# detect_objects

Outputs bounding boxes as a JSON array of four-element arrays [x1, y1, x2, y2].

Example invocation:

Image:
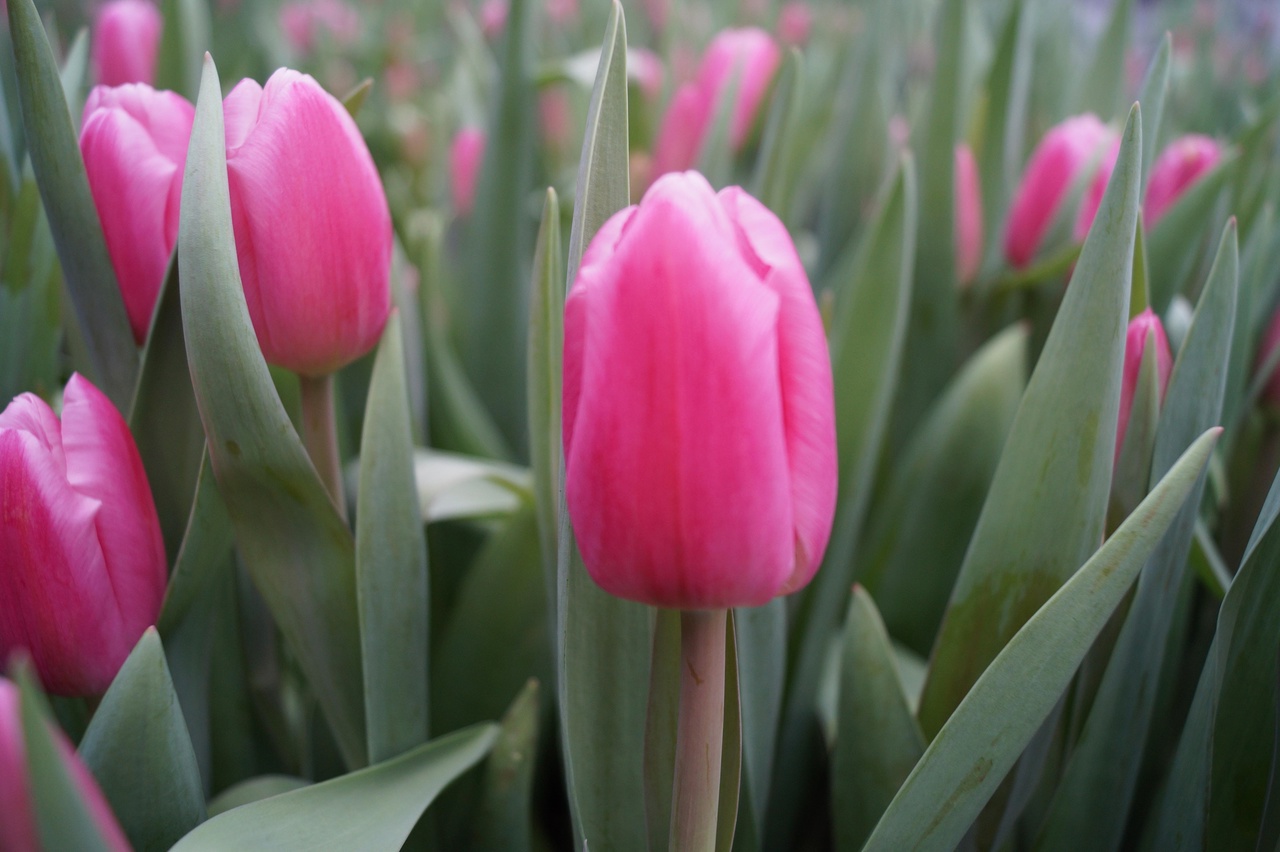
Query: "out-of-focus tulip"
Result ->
[[80, 84, 194, 344], [280, 0, 361, 54], [778, 1, 812, 47], [546, 0, 578, 27], [562, 172, 837, 609], [223, 69, 391, 377], [480, 0, 508, 39], [652, 28, 782, 177], [629, 48, 665, 102], [0, 375, 166, 697], [644, 0, 668, 33], [1004, 113, 1118, 268], [91, 0, 162, 87], [1117, 309, 1173, 460], [451, 126, 486, 218], [954, 143, 983, 285], [539, 88, 573, 156], [1257, 307, 1280, 406], [1144, 134, 1222, 228], [0, 679, 131, 851]]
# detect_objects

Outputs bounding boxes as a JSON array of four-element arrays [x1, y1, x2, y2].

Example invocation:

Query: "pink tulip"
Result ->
[[563, 172, 837, 609], [450, 126, 486, 218], [0, 679, 131, 851], [546, 0, 578, 27], [224, 69, 392, 377], [1257, 308, 1280, 406], [1004, 114, 1118, 268], [777, 1, 812, 47], [1144, 134, 1222, 228], [954, 143, 983, 285], [91, 0, 162, 87], [480, 0, 508, 39], [539, 88, 573, 156], [280, 0, 361, 53], [629, 48, 665, 102], [652, 28, 782, 177], [80, 84, 194, 344], [0, 375, 166, 697], [1117, 309, 1173, 461]]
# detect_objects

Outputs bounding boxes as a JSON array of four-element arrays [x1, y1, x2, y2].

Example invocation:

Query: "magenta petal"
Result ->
[[652, 84, 706, 178], [223, 78, 265, 152], [0, 394, 66, 476], [91, 0, 161, 87]]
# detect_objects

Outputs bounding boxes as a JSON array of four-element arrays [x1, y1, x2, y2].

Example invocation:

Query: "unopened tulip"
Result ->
[[480, 0, 507, 39], [0, 375, 166, 697], [563, 172, 837, 609], [778, 1, 812, 47], [1144, 134, 1222, 228], [1004, 114, 1118, 268], [451, 127, 486, 218], [1117, 309, 1173, 460], [1257, 307, 1280, 406], [954, 143, 983, 285], [80, 84, 194, 344], [224, 69, 391, 376], [91, 0, 162, 87], [652, 28, 782, 177], [0, 679, 131, 851]]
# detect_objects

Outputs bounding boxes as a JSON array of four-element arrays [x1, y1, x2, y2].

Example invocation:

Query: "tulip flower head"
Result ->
[[224, 69, 392, 377], [451, 127, 486, 218], [1257, 307, 1280, 408], [0, 679, 131, 851], [80, 84, 195, 344], [954, 143, 983, 285], [0, 376, 166, 697], [563, 172, 837, 609], [1144, 134, 1222, 228], [778, 1, 813, 47], [92, 0, 162, 86], [1117, 309, 1173, 461]]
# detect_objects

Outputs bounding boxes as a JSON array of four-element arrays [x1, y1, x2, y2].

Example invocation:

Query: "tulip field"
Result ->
[[2, 0, 1280, 848]]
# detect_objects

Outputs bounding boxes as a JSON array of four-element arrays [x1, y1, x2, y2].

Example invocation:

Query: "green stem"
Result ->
[[298, 372, 347, 520], [670, 608, 727, 852]]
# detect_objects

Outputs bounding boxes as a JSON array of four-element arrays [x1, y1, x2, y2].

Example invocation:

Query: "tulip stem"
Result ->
[[299, 372, 348, 520], [670, 608, 727, 852]]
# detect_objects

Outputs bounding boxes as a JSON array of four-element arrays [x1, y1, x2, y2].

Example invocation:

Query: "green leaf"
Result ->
[[1134, 32, 1171, 198], [750, 48, 803, 220], [862, 428, 1221, 851], [917, 105, 1143, 738], [644, 609, 681, 852], [1108, 326, 1163, 529], [1076, 0, 1133, 120], [472, 679, 541, 851], [1037, 220, 1238, 850], [357, 315, 429, 763], [695, 68, 740, 189], [832, 586, 927, 851], [733, 599, 786, 846], [0, 168, 60, 403], [78, 629, 205, 852], [717, 614, 743, 852], [207, 776, 311, 818], [340, 79, 373, 118], [6, 0, 137, 409], [155, 0, 210, 101], [1147, 154, 1237, 313], [170, 724, 499, 851], [1132, 214, 1150, 317], [978, 0, 1035, 263], [156, 449, 232, 637], [178, 54, 366, 769]]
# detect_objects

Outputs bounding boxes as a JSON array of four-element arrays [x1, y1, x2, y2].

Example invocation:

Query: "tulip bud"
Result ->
[[777, 1, 812, 47], [91, 0, 163, 87], [450, 126, 486, 218], [1144, 134, 1222, 228], [80, 84, 195, 344], [563, 172, 837, 609], [1257, 307, 1280, 407], [1117, 309, 1173, 460], [0, 375, 166, 697], [223, 69, 392, 377], [1004, 113, 1118, 268], [954, 143, 983, 286], [652, 28, 782, 177], [480, 0, 508, 40], [0, 679, 131, 851]]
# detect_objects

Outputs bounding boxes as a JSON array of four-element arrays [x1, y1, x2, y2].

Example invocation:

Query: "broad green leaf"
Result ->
[[156, 450, 232, 636], [155, 0, 210, 100], [1076, 0, 1133, 120], [833, 587, 926, 851], [644, 609, 681, 852], [1132, 214, 1150, 317], [178, 55, 366, 769], [1147, 154, 1237, 313], [1037, 221, 1237, 850], [170, 724, 499, 851], [473, 680, 541, 851], [1134, 33, 1171, 198], [1224, 208, 1275, 439], [864, 429, 1221, 851], [861, 324, 1028, 656], [407, 449, 531, 522], [0, 169, 60, 402], [340, 79, 373, 118], [357, 316, 429, 763], [207, 776, 311, 818], [7, 0, 136, 408], [750, 48, 803, 220], [695, 68, 740, 189], [56, 30, 88, 135], [733, 599, 786, 847], [78, 629, 204, 852], [917, 105, 1143, 738]]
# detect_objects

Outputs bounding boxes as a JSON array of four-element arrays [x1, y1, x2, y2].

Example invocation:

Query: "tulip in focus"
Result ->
[[224, 69, 392, 377], [92, 0, 162, 86], [0, 679, 131, 851], [80, 84, 195, 344], [954, 143, 983, 285], [563, 171, 837, 609], [652, 29, 782, 177], [0, 375, 166, 697], [1117, 309, 1173, 460], [451, 126, 486, 218], [1144, 134, 1222, 228], [1004, 113, 1118, 268]]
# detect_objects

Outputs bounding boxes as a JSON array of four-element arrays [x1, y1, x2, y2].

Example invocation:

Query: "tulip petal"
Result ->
[[83, 85, 195, 165], [652, 84, 705, 177], [91, 0, 162, 87], [0, 393, 66, 476], [0, 682, 39, 851]]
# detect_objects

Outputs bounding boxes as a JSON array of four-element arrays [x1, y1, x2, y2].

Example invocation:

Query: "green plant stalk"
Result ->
[[299, 372, 347, 520], [670, 608, 727, 852]]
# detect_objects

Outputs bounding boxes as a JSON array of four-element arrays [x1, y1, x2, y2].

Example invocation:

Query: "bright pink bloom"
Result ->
[[451, 126, 486, 218], [1117, 309, 1173, 461], [563, 172, 837, 609], [1004, 114, 1118, 268], [91, 0, 162, 87], [80, 84, 194, 344], [652, 28, 782, 177], [0, 376, 166, 697], [0, 679, 131, 851], [224, 69, 391, 377], [778, 1, 812, 46], [1144, 135, 1222, 228], [954, 143, 983, 285]]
